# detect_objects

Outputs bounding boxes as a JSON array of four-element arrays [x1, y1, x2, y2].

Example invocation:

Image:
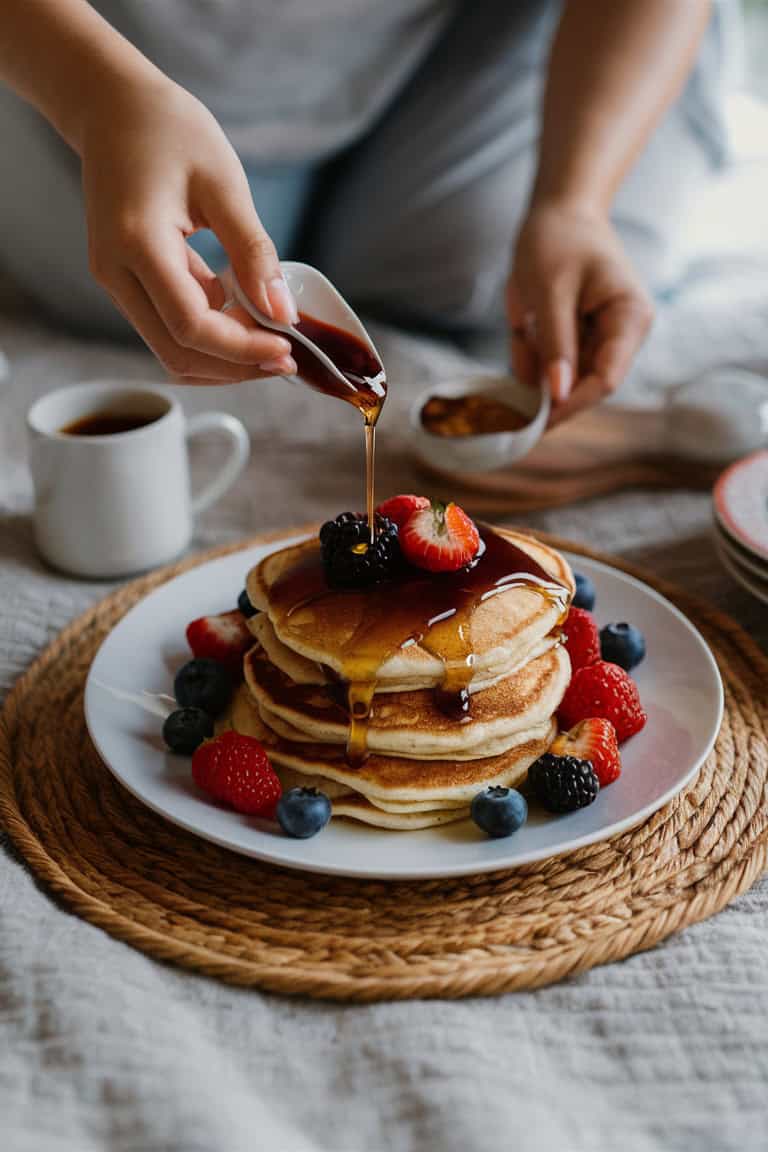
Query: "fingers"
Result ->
[[196, 174, 298, 325], [590, 294, 654, 392], [506, 281, 539, 389], [547, 293, 653, 428], [110, 271, 295, 383], [546, 373, 608, 428], [529, 275, 578, 406], [128, 225, 298, 366], [186, 245, 227, 311], [508, 275, 578, 406]]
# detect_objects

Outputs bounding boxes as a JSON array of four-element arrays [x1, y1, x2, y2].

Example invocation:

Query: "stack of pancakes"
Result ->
[[224, 528, 574, 829]]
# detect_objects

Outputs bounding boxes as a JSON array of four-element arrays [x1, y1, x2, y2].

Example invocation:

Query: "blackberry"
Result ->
[[528, 753, 599, 814], [319, 512, 401, 588]]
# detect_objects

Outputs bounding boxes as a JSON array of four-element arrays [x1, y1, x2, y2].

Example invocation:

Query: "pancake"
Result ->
[[246, 527, 573, 693], [243, 642, 570, 760], [220, 689, 473, 828], [228, 523, 573, 830], [330, 796, 470, 829], [252, 611, 559, 694], [225, 683, 555, 803], [248, 612, 326, 686]]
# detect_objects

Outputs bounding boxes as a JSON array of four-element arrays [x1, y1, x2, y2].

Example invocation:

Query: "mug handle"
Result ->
[[185, 412, 250, 515]]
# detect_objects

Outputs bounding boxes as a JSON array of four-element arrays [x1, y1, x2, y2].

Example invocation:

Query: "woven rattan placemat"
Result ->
[[1, 531, 767, 1001]]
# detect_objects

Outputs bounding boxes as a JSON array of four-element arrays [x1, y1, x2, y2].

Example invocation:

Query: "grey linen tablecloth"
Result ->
[[2, 298, 768, 1152]]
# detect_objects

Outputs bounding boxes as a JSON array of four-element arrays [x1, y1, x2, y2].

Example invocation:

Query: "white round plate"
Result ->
[[713, 450, 768, 564], [714, 532, 768, 606], [85, 538, 723, 880], [713, 519, 768, 584]]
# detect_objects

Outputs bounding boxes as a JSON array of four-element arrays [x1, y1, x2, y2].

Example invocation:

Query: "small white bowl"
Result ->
[[410, 374, 549, 473], [220, 260, 384, 394]]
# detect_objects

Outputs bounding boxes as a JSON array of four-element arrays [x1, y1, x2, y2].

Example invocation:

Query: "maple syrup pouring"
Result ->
[[269, 526, 569, 765], [288, 311, 385, 546]]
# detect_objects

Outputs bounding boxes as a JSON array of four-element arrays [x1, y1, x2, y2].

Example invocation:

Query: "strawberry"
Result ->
[[552, 718, 621, 787], [562, 606, 600, 673], [375, 494, 430, 530], [186, 609, 252, 671], [399, 501, 480, 573], [192, 731, 282, 818], [558, 660, 647, 743]]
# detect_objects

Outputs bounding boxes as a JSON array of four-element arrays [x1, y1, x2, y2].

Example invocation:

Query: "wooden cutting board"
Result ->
[[419, 406, 720, 514]]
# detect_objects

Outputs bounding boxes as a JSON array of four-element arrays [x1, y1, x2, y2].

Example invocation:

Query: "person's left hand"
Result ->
[[509, 199, 654, 426]]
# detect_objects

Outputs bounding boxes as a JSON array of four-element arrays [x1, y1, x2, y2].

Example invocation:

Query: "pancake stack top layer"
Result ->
[[226, 525, 574, 828]]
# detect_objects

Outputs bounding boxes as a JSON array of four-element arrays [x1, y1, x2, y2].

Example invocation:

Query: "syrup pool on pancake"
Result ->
[[263, 507, 572, 765]]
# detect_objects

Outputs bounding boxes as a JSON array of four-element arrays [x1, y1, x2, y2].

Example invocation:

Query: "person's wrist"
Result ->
[[61, 48, 169, 155], [527, 181, 610, 223]]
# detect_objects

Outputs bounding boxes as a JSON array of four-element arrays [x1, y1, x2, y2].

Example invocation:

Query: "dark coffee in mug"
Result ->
[[59, 410, 162, 436]]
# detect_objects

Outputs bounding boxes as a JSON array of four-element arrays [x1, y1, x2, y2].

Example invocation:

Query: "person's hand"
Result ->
[[509, 199, 654, 426], [81, 74, 298, 383]]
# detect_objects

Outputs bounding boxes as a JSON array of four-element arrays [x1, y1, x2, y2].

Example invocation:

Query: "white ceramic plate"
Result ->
[[714, 531, 768, 606], [713, 519, 768, 584], [713, 450, 768, 564], [85, 538, 723, 880]]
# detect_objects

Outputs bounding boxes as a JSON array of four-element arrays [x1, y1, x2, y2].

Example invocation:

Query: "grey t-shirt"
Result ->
[[92, 1, 732, 169], [93, 0, 458, 162]]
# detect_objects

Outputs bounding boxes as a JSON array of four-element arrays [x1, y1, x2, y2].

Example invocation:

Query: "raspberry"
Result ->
[[192, 731, 282, 818], [558, 660, 646, 743], [562, 607, 600, 673]]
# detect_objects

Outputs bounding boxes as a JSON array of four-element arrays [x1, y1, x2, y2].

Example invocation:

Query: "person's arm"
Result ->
[[510, 0, 711, 424], [0, 0, 298, 382]]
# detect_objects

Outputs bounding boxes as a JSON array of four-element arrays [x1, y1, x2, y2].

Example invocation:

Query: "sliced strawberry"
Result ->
[[375, 494, 430, 530], [552, 718, 621, 787], [192, 731, 281, 817], [186, 609, 252, 671], [399, 501, 480, 573]]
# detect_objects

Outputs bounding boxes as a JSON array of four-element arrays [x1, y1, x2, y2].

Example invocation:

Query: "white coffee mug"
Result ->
[[26, 380, 250, 578]]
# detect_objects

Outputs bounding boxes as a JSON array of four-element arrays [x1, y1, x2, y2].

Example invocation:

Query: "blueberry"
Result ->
[[238, 588, 258, 618], [470, 786, 528, 839], [600, 622, 646, 671], [276, 787, 332, 838], [162, 707, 213, 755], [174, 658, 232, 716], [573, 572, 596, 611]]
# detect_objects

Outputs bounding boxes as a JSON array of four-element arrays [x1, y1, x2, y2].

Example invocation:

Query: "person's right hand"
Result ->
[[81, 74, 298, 383]]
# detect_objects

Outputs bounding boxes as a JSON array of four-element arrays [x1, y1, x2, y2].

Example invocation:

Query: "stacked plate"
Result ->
[[713, 450, 768, 604]]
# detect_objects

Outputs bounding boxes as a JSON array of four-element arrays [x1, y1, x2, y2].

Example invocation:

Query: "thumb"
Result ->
[[531, 278, 578, 406], [199, 178, 298, 325]]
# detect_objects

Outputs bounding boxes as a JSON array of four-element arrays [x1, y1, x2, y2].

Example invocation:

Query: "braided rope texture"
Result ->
[[1, 530, 767, 1002]]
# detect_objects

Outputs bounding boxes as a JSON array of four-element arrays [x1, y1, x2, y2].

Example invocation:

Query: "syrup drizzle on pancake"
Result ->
[[267, 525, 569, 764]]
